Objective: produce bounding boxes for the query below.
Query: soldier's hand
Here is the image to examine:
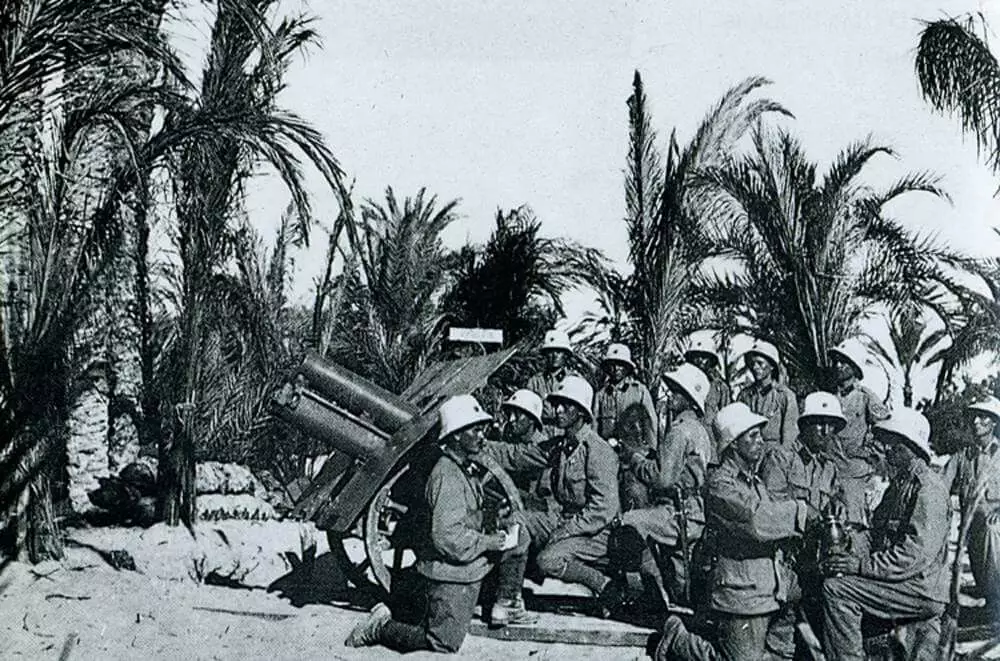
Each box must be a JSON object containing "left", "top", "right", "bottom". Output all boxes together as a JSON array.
[
  {"left": 485, "top": 532, "right": 508, "bottom": 552},
  {"left": 821, "top": 553, "right": 860, "bottom": 576}
]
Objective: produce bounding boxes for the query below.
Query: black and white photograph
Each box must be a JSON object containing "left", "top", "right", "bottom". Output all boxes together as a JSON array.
[{"left": 2, "top": 1, "right": 1000, "bottom": 659}]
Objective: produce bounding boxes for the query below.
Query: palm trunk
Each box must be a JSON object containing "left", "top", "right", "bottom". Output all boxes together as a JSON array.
[{"left": 903, "top": 370, "right": 913, "bottom": 408}]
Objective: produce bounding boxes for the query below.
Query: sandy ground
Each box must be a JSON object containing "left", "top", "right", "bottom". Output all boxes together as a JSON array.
[{"left": 0, "top": 545, "right": 646, "bottom": 661}]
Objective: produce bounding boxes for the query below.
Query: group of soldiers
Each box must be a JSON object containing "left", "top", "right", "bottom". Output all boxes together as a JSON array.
[{"left": 345, "top": 329, "right": 1000, "bottom": 659}]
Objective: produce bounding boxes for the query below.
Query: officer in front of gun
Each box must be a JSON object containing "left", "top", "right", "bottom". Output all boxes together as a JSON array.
[
  {"left": 611, "top": 363, "right": 714, "bottom": 610},
  {"left": 346, "top": 394, "right": 531, "bottom": 652},
  {"left": 654, "top": 402, "right": 818, "bottom": 660},
  {"left": 820, "top": 408, "right": 951, "bottom": 661}
]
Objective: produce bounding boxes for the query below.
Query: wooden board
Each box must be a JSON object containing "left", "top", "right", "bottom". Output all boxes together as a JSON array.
[{"left": 469, "top": 611, "right": 653, "bottom": 647}]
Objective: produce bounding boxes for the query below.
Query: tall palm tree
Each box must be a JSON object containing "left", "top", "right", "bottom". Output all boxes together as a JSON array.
[
  {"left": 580, "top": 74, "right": 790, "bottom": 387},
  {"left": 326, "top": 187, "right": 458, "bottom": 393},
  {"left": 697, "top": 127, "right": 980, "bottom": 391},
  {"left": 916, "top": 14, "right": 1000, "bottom": 178},
  {"left": 863, "top": 305, "right": 949, "bottom": 406}
]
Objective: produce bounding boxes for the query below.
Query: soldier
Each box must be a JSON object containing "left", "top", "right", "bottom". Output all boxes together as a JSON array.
[
  {"left": 761, "top": 392, "right": 875, "bottom": 656},
  {"left": 612, "top": 363, "right": 713, "bottom": 609},
  {"left": 820, "top": 408, "right": 951, "bottom": 661},
  {"left": 654, "top": 402, "right": 817, "bottom": 661},
  {"left": 738, "top": 338, "right": 799, "bottom": 448},
  {"left": 593, "top": 343, "right": 657, "bottom": 510},
  {"left": 486, "top": 389, "right": 552, "bottom": 513},
  {"left": 828, "top": 337, "right": 890, "bottom": 463},
  {"left": 684, "top": 329, "right": 731, "bottom": 430},
  {"left": 527, "top": 329, "right": 580, "bottom": 437},
  {"left": 526, "top": 375, "right": 625, "bottom": 616},
  {"left": 943, "top": 396, "right": 1000, "bottom": 620},
  {"left": 345, "top": 395, "right": 532, "bottom": 652}
]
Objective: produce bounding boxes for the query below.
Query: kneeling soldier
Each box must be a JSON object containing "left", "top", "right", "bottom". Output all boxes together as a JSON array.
[
  {"left": 820, "top": 408, "right": 950, "bottom": 661},
  {"left": 526, "top": 375, "right": 624, "bottom": 615},
  {"left": 613, "top": 363, "right": 713, "bottom": 609},
  {"left": 346, "top": 394, "right": 531, "bottom": 653}
]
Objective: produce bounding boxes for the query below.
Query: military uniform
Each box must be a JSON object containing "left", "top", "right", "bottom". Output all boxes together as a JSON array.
[
  {"left": 944, "top": 438, "right": 1000, "bottom": 612},
  {"left": 594, "top": 376, "right": 657, "bottom": 510},
  {"left": 836, "top": 384, "right": 889, "bottom": 461},
  {"left": 738, "top": 382, "right": 799, "bottom": 448},
  {"left": 528, "top": 368, "right": 579, "bottom": 437},
  {"left": 821, "top": 461, "right": 951, "bottom": 661},
  {"left": 487, "top": 429, "right": 554, "bottom": 512},
  {"left": 377, "top": 449, "right": 529, "bottom": 653},
  {"left": 703, "top": 375, "right": 731, "bottom": 433},
  {"left": 655, "top": 451, "right": 810, "bottom": 660},
  {"left": 526, "top": 424, "right": 621, "bottom": 594},
  {"left": 619, "top": 409, "right": 713, "bottom": 602}
]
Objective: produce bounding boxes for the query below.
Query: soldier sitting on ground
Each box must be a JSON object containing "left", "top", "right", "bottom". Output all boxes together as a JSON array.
[
  {"left": 820, "top": 408, "right": 950, "bottom": 661},
  {"left": 346, "top": 394, "right": 533, "bottom": 653},
  {"left": 610, "top": 363, "right": 713, "bottom": 611}
]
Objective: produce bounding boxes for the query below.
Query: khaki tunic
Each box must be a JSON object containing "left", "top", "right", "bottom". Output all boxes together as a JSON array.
[
  {"left": 836, "top": 384, "right": 889, "bottom": 460},
  {"left": 593, "top": 376, "right": 658, "bottom": 451},
  {"left": 703, "top": 375, "right": 732, "bottom": 430},
  {"left": 737, "top": 382, "right": 799, "bottom": 447}
]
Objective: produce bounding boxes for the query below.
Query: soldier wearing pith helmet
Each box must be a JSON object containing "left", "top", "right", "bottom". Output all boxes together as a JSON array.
[
  {"left": 527, "top": 329, "right": 580, "bottom": 435},
  {"left": 828, "top": 337, "right": 890, "bottom": 462},
  {"left": 684, "top": 329, "right": 732, "bottom": 429},
  {"left": 738, "top": 338, "right": 800, "bottom": 448}
]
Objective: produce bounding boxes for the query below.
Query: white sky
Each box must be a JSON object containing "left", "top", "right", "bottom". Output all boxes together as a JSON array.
[{"left": 165, "top": 0, "right": 1000, "bottom": 403}]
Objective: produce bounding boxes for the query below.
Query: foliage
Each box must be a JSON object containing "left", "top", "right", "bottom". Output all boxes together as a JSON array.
[
  {"left": 925, "top": 373, "right": 1000, "bottom": 456},
  {"left": 863, "top": 304, "right": 949, "bottom": 407},
  {"left": 695, "top": 126, "right": 982, "bottom": 392}
]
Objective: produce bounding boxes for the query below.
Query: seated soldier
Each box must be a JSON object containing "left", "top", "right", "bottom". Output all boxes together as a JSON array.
[
  {"left": 491, "top": 389, "right": 553, "bottom": 512},
  {"left": 611, "top": 363, "right": 713, "bottom": 610},
  {"left": 526, "top": 375, "right": 624, "bottom": 616},
  {"left": 346, "top": 395, "right": 531, "bottom": 653},
  {"left": 820, "top": 408, "right": 950, "bottom": 661}
]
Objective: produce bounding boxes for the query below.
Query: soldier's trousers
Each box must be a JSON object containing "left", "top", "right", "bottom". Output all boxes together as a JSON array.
[
  {"left": 526, "top": 510, "right": 611, "bottom": 593},
  {"left": 969, "top": 507, "right": 1000, "bottom": 608},
  {"left": 620, "top": 505, "right": 704, "bottom": 605},
  {"left": 656, "top": 610, "right": 785, "bottom": 660},
  {"left": 821, "top": 575, "right": 945, "bottom": 661}
]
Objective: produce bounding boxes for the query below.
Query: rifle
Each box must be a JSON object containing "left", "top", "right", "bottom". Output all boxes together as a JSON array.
[{"left": 671, "top": 486, "right": 691, "bottom": 606}]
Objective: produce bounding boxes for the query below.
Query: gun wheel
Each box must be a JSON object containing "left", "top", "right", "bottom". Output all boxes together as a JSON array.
[{"left": 327, "top": 465, "right": 416, "bottom": 595}]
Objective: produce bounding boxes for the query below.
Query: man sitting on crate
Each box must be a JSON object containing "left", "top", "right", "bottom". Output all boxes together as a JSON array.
[
  {"left": 346, "top": 394, "right": 535, "bottom": 653},
  {"left": 526, "top": 375, "right": 625, "bottom": 617}
]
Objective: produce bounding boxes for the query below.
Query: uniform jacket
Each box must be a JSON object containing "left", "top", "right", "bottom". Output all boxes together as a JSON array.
[
  {"left": 417, "top": 452, "right": 496, "bottom": 584},
  {"left": 704, "top": 375, "right": 732, "bottom": 430},
  {"left": 737, "top": 381, "right": 799, "bottom": 447},
  {"left": 593, "top": 376, "right": 658, "bottom": 450},
  {"left": 837, "top": 383, "right": 890, "bottom": 459},
  {"left": 857, "top": 461, "right": 950, "bottom": 602},
  {"left": 547, "top": 424, "right": 621, "bottom": 542},
  {"left": 762, "top": 440, "right": 874, "bottom": 528},
  {"left": 483, "top": 434, "right": 552, "bottom": 506},
  {"left": 706, "top": 452, "right": 808, "bottom": 615},
  {"left": 629, "top": 409, "right": 712, "bottom": 524},
  {"left": 943, "top": 438, "right": 1000, "bottom": 516}
]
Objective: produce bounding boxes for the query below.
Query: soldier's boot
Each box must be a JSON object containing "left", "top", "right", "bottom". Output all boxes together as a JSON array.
[
  {"left": 655, "top": 614, "right": 718, "bottom": 661},
  {"left": 490, "top": 596, "right": 539, "bottom": 627},
  {"left": 345, "top": 602, "right": 392, "bottom": 647}
]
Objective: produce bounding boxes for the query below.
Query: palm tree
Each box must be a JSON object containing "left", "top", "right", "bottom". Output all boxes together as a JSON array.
[
  {"left": 580, "top": 73, "right": 790, "bottom": 388},
  {"left": 697, "top": 126, "right": 979, "bottom": 391},
  {"left": 916, "top": 14, "right": 1000, "bottom": 178},
  {"left": 863, "top": 305, "right": 949, "bottom": 406},
  {"left": 325, "top": 187, "right": 457, "bottom": 393}
]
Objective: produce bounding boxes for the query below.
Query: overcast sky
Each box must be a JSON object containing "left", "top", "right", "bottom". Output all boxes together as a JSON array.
[{"left": 167, "top": 0, "right": 1000, "bottom": 402}]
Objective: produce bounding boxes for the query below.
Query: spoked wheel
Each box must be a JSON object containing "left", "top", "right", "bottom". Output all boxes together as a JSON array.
[{"left": 327, "top": 465, "right": 417, "bottom": 595}]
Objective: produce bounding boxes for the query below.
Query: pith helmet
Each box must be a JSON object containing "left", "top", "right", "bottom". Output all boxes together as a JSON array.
[
  {"left": 684, "top": 330, "right": 722, "bottom": 367},
  {"left": 662, "top": 363, "right": 710, "bottom": 416},
  {"left": 547, "top": 375, "right": 594, "bottom": 420},
  {"left": 874, "top": 408, "right": 932, "bottom": 462},
  {"left": 829, "top": 338, "right": 868, "bottom": 378},
  {"left": 438, "top": 394, "right": 493, "bottom": 441},
  {"left": 541, "top": 329, "right": 572, "bottom": 353},
  {"left": 798, "top": 392, "right": 847, "bottom": 432},
  {"left": 743, "top": 339, "right": 780, "bottom": 374},
  {"left": 603, "top": 343, "right": 636, "bottom": 371},
  {"left": 968, "top": 396, "right": 1000, "bottom": 423},
  {"left": 714, "top": 402, "right": 768, "bottom": 454},
  {"left": 502, "top": 389, "right": 544, "bottom": 428}
]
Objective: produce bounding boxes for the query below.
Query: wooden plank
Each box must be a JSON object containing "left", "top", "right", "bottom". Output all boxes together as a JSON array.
[{"left": 469, "top": 612, "right": 652, "bottom": 647}]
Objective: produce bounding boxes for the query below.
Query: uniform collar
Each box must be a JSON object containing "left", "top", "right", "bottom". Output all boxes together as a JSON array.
[
  {"left": 837, "top": 380, "right": 858, "bottom": 397},
  {"left": 724, "top": 451, "right": 763, "bottom": 484},
  {"left": 605, "top": 376, "right": 636, "bottom": 392}
]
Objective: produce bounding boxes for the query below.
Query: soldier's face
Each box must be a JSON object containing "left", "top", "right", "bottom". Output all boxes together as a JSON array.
[
  {"left": 689, "top": 354, "right": 715, "bottom": 375},
  {"left": 832, "top": 357, "right": 855, "bottom": 382},
  {"left": 667, "top": 386, "right": 688, "bottom": 414},
  {"left": 747, "top": 355, "right": 773, "bottom": 383},
  {"left": 553, "top": 400, "right": 583, "bottom": 429},
  {"left": 453, "top": 425, "right": 485, "bottom": 455},
  {"left": 544, "top": 350, "right": 567, "bottom": 371},
  {"left": 735, "top": 426, "right": 765, "bottom": 464},
  {"left": 800, "top": 418, "right": 837, "bottom": 453},
  {"left": 605, "top": 362, "right": 628, "bottom": 383},
  {"left": 972, "top": 413, "right": 996, "bottom": 442},
  {"left": 504, "top": 408, "right": 535, "bottom": 440},
  {"left": 881, "top": 432, "right": 916, "bottom": 472}
]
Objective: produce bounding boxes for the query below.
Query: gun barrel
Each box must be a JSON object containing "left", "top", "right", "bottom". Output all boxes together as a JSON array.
[
  {"left": 272, "top": 385, "right": 389, "bottom": 459},
  {"left": 298, "top": 352, "right": 417, "bottom": 432}
]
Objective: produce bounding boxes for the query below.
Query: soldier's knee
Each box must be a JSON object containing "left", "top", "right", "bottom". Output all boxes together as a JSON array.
[
  {"left": 822, "top": 575, "right": 847, "bottom": 600},
  {"left": 535, "top": 545, "right": 569, "bottom": 577}
]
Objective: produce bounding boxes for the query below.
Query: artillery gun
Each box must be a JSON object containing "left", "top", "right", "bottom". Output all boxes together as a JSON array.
[{"left": 271, "top": 348, "right": 516, "bottom": 594}]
